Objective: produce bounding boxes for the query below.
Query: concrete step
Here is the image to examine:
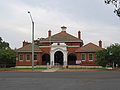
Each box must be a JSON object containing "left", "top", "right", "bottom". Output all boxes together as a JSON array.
[{"left": 42, "top": 68, "right": 59, "bottom": 72}]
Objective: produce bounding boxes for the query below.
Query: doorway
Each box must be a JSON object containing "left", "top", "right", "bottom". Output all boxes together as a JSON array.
[{"left": 54, "top": 51, "right": 63, "bottom": 65}]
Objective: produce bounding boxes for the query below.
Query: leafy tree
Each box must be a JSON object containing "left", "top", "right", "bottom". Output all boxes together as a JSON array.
[
  {"left": 0, "top": 37, "right": 10, "bottom": 49},
  {"left": 105, "top": 0, "right": 120, "bottom": 17},
  {"left": 0, "top": 49, "right": 16, "bottom": 68},
  {"left": 107, "top": 43, "right": 120, "bottom": 66},
  {"left": 34, "top": 38, "right": 45, "bottom": 46},
  {"left": 96, "top": 49, "right": 109, "bottom": 67},
  {"left": 0, "top": 37, "right": 16, "bottom": 68},
  {"left": 0, "top": 37, "right": 2, "bottom": 42},
  {"left": 96, "top": 43, "right": 120, "bottom": 67}
]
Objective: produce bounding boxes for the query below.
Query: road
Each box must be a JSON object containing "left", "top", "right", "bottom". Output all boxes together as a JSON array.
[{"left": 0, "top": 71, "right": 120, "bottom": 90}]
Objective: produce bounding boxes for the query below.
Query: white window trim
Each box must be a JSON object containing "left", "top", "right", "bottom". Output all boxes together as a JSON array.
[
  {"left": 88, "top": 53, "right": 93, "bottom": 61},
  {"left": 26, "top": 54, "right": 30, "bottom": 61},
  {"left": 19, "top": 54, "right": 23, "bottom": 61},
  {"left": 81, "top": 53, "right": 86, "bottom": 61}
]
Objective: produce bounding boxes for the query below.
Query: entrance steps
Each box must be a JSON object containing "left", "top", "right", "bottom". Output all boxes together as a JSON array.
[
  {"left": 42, "top": 68, "right": 59, "bottom": 72},
  {"left": 42, "top": 64, "right": 62, "bottom": 72}
]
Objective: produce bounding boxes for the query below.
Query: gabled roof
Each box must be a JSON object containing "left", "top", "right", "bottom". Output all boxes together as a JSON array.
[
  {"left": 17, "top": 44, "right": 42, "bottom": 52},
  {"left": 40, "top": 31, "right": 83, "bottom": 42},
  {"left": 75, "top": 43, "right": 103, "bottom": 52}
]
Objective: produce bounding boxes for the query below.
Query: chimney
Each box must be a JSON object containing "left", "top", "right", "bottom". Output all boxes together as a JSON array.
[
  {"left": 61, "top": 26, "right": 67, "bottom": 32},
  {"left": 99, "top": 40, "right": 102, "bottom": 48},
  {"left": 48, "top": 30, "right": 51, "bottom": 37},
  {"left": 78, "top": 31, "right": 81, "bottom": 39},
  {"left": 23, "top": 41, "right": 29, "bottom": 47}
]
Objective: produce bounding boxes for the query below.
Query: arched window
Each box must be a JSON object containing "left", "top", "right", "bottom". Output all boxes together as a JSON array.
[
  {"left": 42, "top": 54, "right": 50, "bottom": 65},
  {"left": 68, "top": 53, "right": 76, "bottom": 65}
]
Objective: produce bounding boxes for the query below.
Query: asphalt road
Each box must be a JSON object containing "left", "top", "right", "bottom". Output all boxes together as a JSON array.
[{"left": 0, "top": 71, "right": 120, "bottom": 90}]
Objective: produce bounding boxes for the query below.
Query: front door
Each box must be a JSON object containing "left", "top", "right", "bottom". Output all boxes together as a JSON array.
[{"left": 54, "top": 51, "right": 63, "bottom": 65}]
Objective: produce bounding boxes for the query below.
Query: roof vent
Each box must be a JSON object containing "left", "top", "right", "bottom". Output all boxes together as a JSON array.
[{"left": 61, "top": 26, "right": 67, "bottom": 32}]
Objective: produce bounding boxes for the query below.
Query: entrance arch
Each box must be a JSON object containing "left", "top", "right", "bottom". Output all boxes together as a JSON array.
[
  {"left": 54, "top": 51, "right": 63, "bottom": 65},
  {"left": 42, "top": 54, "right": 50, "bottom": 65},
  {"left": 50, "top": 43, "right": 68, "bottom": 66},
  {"left": 68, "top": 53, "right": 76, "bottom": 65}
]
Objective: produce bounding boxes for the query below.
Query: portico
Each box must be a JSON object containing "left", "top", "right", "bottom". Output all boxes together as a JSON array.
[{"left": 50, "top": 43, "right": 68, "bottom": 66}]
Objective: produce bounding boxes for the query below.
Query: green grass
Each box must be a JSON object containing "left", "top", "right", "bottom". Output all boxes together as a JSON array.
[{"left": 0, "top": 67, "right": 47, "bottom": 70}]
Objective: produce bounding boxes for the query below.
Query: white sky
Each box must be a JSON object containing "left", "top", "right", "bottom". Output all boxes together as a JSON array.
[{"left": 0, "top": 0, "right": 120, "bottom": 49}]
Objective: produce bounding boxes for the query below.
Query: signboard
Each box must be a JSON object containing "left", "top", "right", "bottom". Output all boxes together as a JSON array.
[{"left": 76, "top": 60, "right": 82, "bottom": 64}]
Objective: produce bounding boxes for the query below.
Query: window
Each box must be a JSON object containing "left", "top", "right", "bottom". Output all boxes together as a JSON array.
[
  {"left": 19, "top": 55, "right": 23, "bottom": 60},
  {"left": 89, "top": 54, "right": 93, "bottom": 60},
  {"left": 81, "top": 54, "right": 85, "bottom": 60},
  {"left": 26, "top": 55, "right": 30, "bottom": 60},
  {"left": 34, "top": 55, "right": 37, "bottom": 60}
]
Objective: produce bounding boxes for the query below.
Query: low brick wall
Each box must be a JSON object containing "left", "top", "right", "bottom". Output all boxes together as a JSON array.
[
  {"left": 67, "top": 65, "right": 103, "bottom": 68},
  {"left": 34, "top": 65, "right": 103, "bottom": 69}
]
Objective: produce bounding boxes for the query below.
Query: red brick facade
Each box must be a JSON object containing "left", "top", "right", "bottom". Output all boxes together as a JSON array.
[{"left": 16, "top": 26, "right": 103, "bottom": 66}]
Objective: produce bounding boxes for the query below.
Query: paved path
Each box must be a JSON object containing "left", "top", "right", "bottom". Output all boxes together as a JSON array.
[
  {"left": 0, "top": 71, "right": 120, "bottom": 90},
  {"left": 42, "top": 68, "right": 59, "bottom": 72}
]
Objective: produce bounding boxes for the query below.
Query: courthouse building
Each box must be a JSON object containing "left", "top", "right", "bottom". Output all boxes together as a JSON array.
[{"left": 16, "top": 26, "right": 103, "bottom": 67}]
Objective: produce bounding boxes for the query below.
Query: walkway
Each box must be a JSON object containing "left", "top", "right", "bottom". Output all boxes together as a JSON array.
[{"left": 42, "top": 68, "right": 59, "bottom": 72}]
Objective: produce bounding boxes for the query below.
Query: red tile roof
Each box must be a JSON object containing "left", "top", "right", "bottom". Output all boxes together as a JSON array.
[
  {"left": 40, "top": 31, "right": 83, "bottom": 42},
  {"left": 17, "top": 44, "right": 42, "bottom": 52},
  {"left": 75, "top": 43, "right": 103, "bottom": 52}
]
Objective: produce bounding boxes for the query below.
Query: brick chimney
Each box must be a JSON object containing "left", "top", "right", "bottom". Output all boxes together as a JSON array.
[
  {"left": 61, "top": 26, "right": 67, "bottom": 32},
  {"left": 48, "top": 30, "right": 51, "bottom": 37},
  {"left": 99, "top": 40, "right": 102, "bottom": 48},
  {"left": 78, "top": 31, "right": 81, "bottom": 39},
  {"left": 23, "top": 41, "right": 29, "bottom": 47}
]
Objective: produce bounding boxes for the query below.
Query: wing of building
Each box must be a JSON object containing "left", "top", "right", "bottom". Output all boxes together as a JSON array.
[{"left": 16, "top": 26, "right": 103, "bottom": 67}]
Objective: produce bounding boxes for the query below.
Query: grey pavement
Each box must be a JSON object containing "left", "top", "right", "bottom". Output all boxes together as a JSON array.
[{"left": 0, "top": 71, "right": 120, "bottom": 90}]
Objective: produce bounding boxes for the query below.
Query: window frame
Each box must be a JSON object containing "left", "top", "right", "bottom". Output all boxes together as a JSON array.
[
  {"left": 34, "top": 54, "right": 37, "bottom": 61},
  {"left": 88, "top": 53, "right": 93, "bottom": 61},
  {"left": 81, "top": 53, "right": 86, "bottom": 61},
  {"left": 19, "top": 54, "right": 23, "bottom": 61},
  {"left": 26, "top": 54, "right": 30, "bottom": 61}
]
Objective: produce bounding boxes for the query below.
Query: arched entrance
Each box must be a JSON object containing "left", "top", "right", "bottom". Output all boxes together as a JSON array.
[
  {"left": 54, "top": 51, "right": 63, "bottom": 65},
  {"left": 42, "top": 54, "right": 50, "bottom": 65},
  {"left": 68, "top": 53, "right": 76, "bottom": 65}
]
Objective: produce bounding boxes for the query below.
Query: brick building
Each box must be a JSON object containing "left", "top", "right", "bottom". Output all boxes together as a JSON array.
[{"left": 16, "top": 26, "right": 103, "bottom": 67}]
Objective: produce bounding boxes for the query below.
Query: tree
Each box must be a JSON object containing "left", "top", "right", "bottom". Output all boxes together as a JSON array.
[
  {"left": 0, "top": 49, "right": 16, "bottom": 68},
  {"left": 96, "top": 43, "right": 120, "bottom": 67},
  {"left": 0, "top": 37, "right": 10, "bottom": 49},
  {"left": 105, "top": 0, "right": 120, "bottom": 17},
  {"left": 107, "top": 43, "right": 120, "bottom": 66},
  {"left": 0, "top": 37, "right": 2, "bottom": 42},
  {"left": 34, "top": 38, "right": 45, "bottom": 46},
  {"left": 96, "top": 49, "right": 109, "bottom": 67},
  {"left": 0, "top": 37, "right": 16, "bottom": 68}
]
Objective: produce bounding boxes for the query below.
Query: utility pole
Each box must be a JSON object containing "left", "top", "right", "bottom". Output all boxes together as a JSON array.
[{"left": 28, "top": 11, "right": 34, "bottom": 70}]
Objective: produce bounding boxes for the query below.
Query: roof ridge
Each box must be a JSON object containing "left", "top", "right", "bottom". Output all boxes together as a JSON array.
[
  {"left": 17, "top": 43, "right": 42, "bottom": 52},
  {"left": 75, "top": 42, "right": 103, "bottom": 52},
  {"left": 65, "top": 32, "right": 81, "bottom": 40},
  {"left": 41, "top": 31, "right": 83, "bottom": 42},
  {"left": 83, "top": 42, "right": 97, "bottom": 47}
]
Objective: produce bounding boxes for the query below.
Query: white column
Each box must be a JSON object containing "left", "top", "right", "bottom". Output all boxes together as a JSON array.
[
  {"left": 50, "top": 51, "right": 55, "bottom": 66},
  {"left": 64, "top": 51, "right": 68, "bottom": 66}
]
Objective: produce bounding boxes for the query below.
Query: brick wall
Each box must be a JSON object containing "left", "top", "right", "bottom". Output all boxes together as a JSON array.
[{"left": 76, "top": 52, "right": 97, "bottom": 66}]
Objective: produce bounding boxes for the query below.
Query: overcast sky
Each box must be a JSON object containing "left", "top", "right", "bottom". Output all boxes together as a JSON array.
[{"left": 0, "top": 0, "right": 120, "bottom": 49}]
